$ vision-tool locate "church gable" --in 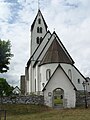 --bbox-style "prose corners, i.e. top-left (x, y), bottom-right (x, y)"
top-left (43, 64), bottom-right (77, 91)
top-left (43, 64), bottom-right (76, 108)
top-left (39, 38), bottom-right (74, 66)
